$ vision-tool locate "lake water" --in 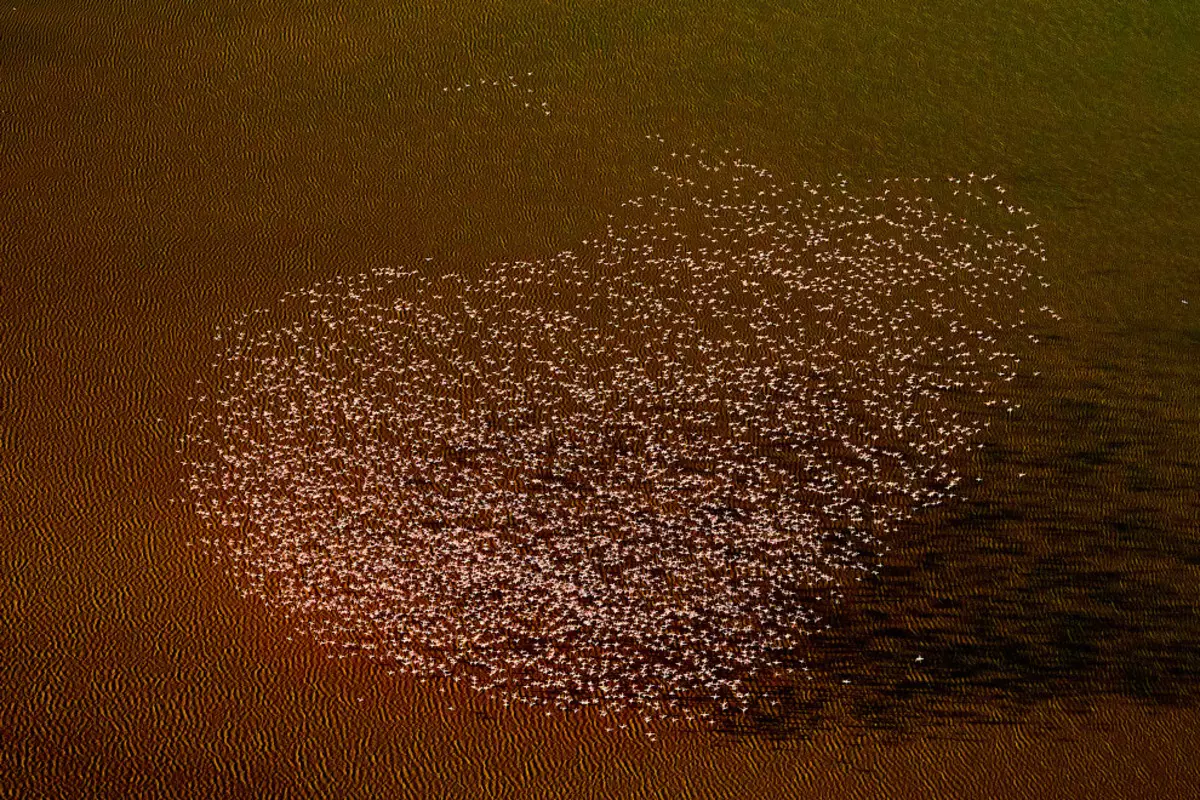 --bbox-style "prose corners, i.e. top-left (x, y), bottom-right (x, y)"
top-left (3, 1), bottom-right (1198, 797)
